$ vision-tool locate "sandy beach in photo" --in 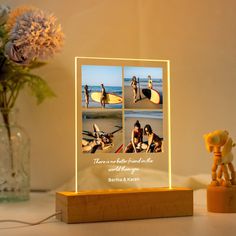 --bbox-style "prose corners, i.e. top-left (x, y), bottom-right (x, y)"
top-left (82, 112), bottom-right (123, 153)
top-left (82, 105), bottom-right (122, 109)
top-left (124, 116), bottom-right (163, 153)
top-left (124, 86), bottom-right (163, 109)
